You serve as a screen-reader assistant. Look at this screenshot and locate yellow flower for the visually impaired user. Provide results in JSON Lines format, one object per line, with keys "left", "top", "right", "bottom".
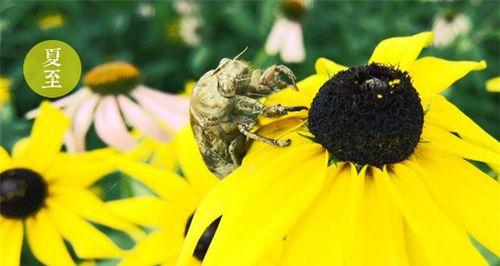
{"left": 486, "top": 76, "right": 500, "bottom": 92}
{"left": 106, "top": 127, "right": 281, "bottom": 266}
{"left": 177, "top": 32, "right": 499, "bottom": 266}
{"left": 0, "top": 77, "right": 11, "bottom": 106}
{"left": 105, "top": 126, "right": 219, "bottom": 265}
{"left": 0, "top": 103, "right": 141, "bottom": 266}
{"left": 38, "top": 14, "right": 64, "bottom": 30}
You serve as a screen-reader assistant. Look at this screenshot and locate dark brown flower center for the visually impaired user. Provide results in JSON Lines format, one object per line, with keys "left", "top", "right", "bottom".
{"left": 184, "top": 214, "right": 221, "bottom": 261}
{"left": 0, "top": 168, "right": 47, "bottom": 218}
{"left": 308, "top": 63, "right": 424, "bottom": 166}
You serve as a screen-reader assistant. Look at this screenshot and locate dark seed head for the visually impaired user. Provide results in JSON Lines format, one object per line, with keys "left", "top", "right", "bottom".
{"left": 308, "top": 63, "right": 424, "bottom": 166}
{"left": 185, "top": 214, "right": 221, "bottom": 261}
{"left": 0, "top": 168, "right": 48, "bottom": 218}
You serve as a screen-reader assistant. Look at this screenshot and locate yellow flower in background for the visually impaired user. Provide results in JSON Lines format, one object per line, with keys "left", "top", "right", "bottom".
{"left": 38, "top": 14, "right": 64, "bottom": 30}
{"left": 106, "top": 127, "right": 281, "bottom": 266}
{"left": 178, "top": 32, "right": 499, "bottom": 266}
{"left": 486, "top": 76, "right": 500, "bottom": 92}
{"left": 0, "top": 77, "right": 11, "bottom": 106}
{"left": 106, "top": 126, "right": 219, "bottom": 265}
{"left": 0, "top": 103, "right": 141, "bottom": 266}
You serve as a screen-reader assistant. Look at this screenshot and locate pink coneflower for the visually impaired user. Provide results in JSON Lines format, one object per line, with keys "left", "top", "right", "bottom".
{"left": 432, "top": 11, "right": 471, "bottom": 47}
{"left": 265, "top": 0, "right": 307, "bottom": 63}
{"left": 27, "top": 62, "right": 189, "bottom": 152}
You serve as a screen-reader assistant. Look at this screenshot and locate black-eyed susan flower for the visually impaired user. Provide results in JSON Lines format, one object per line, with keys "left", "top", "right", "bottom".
{"left": 106, "top": 126, "right": 281, "bottom": 266}
{"left": 177, "top": 32, "right": 499, "bottom": 266}
{"left": 27, "top": 62, "right": 189, "bottom": 152}
{"left": 0, "top": 103, "right": 141, "bottom": 266}
{"left": 0, "top": 77, "right": 11, "bottom": 106}
{"left": 486, "top": 76, "right": 500, "bottom": 92}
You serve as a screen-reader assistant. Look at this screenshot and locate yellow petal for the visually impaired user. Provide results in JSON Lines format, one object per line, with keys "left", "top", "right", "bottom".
{"left": 422, "top": 95, "right": 500, "bottom": 153}
{"left": 120, "top": 230, "right": 182, "bottom": 266}
{"left": 11, "top": 138, "right": 30, "bottom": 162}
{"left": 281, "top": 164, "right": 363, "bottom": 266}
{"left": 486, "top": 76, "right": 500, "bottom": 92}
{"left": 422, "top": 124, "right": 499, "bottom": 164}
{"left": 0, "top": 146, "right": 12, "bottom": 172}
{"left": 46, "top": 200, "right": 124, "bottom": 259}
{"left": 403, "top": 221, "right": 431, "bottom": 266}
{"left": 24, "top": 102, "right": 70, "bottom": 168}
{"left": 409, "top": 57, "right": 486, "bottom": 96}
{"left": 124, "top": 137, "right": 157, "bottom": 161}
{"left": 402, "top": 157, "right": 464, "bottom": 232}
{"left": 175, "top": 126, "right": 219, "bottom": 195}
{"left": 78, "top": 261, "right": 96, "bottom": 266}
{"left": 296, "top": 74, "right": 328, "bottom": 99}
{"left": 150, "top": 142, "right": 177, "bottom": 170}
{"left": 46, "top": 150, "right": 117, "bottom": 187}
{"left": 0, "top": 219, "right": 23, "bottom": 266}
{"left": 203, "top": 145, "right": 327, "bottom": 266}
{"left": 26, "top": 210, "right": 75, "bottom": 266}
{"left": 314, "top": 57, "right": 348, "bottom": 77}
{"left": 415, "top": 145, "right": 500, "bottom": 255}
{"left": 368, "top": 32, "right": 434, "bottom": 71}
{"left": 106, "top": 196, "right": 190, "bottom": 229}
{"left": 50, "top": 186, "right": 142, "bottom": 239}
{"left": 349, "top": 166, "right": 410, "bottom": 266}
{"left": 378, "top": 164, "right": 487, "bottom": 265}
{"left": 116, "top": 158, "right": 198, "bottom": 209}
{"left": 177, "top": 144, "right": 328, "bottom": 266}
{"left": 246, "top": 119, "right": 312, "bottom": 162}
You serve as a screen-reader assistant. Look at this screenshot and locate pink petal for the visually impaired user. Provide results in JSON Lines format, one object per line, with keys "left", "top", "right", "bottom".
{"left": 72, "top": 95, "right": 100, "bottom": 151}
{"left": 265, "top": 18, "right": 287, "bottom": 55}
{"left": 64, "top": 130, "right": 78, "bottom": 153}
{"left": 25, "top": 88, "right": 91, "bottom": 119}
{"left": 131, "top": 86, "right": 189, "bottom": 131}
{"left": 117, "top": 95, "right": 170, "bottom": 141}
{"left": 281, "top": 19, "right": 305, "bottom": 63}
{"left": 136, "top": 86, "right": 189, "bottom": 115}
{"left": 94, "top": 96, "right": 137, "bottom": 151}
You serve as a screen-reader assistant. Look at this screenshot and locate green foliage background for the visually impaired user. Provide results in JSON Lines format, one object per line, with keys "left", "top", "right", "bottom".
{"left": 0, "top": 1, "right": 498, "bottom": 265}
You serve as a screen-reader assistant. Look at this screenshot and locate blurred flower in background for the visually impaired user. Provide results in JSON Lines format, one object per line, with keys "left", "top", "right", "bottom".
{"left": 486, "top": 76, "right": 500, "bottom": 92}
{"left": 174, "top": 0, "right": 202, "bottom": 47}
{"left": 179, "top": 16, "right": 202, "bottom": 47}
{"left": 137, "top": 3, "right": 156, "bottom": 18}
{"left": 0, "top": 103, "right": 140, "bottom": 266}
{"left": 432, "top": 10, "right": 471, "bottom": 47}
{"left": 106, "top": 126, "right": 219, "bottom": 265}
{"left": 0, "top": 77, "right": 11, "bottom": 106}
{"left": 37, "top": 13, "right": 64, "bottom": 31}
{"left": 265, "top": 0, "right": 308, "bottom": 63}
{"left": 27, "top": 62, "right": 189, "bottom": 152}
